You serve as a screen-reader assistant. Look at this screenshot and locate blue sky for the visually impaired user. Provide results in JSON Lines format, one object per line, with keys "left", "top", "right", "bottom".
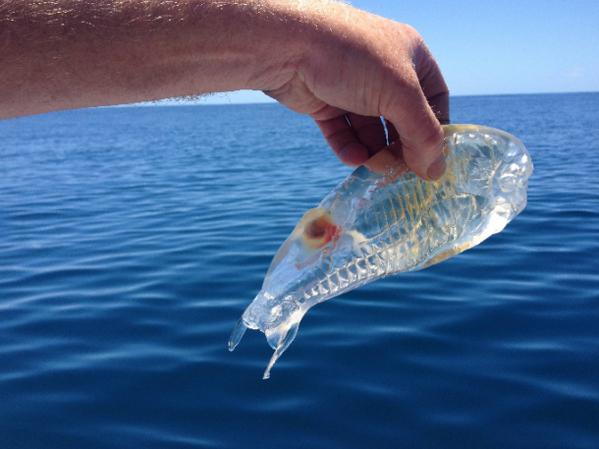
{"left": 199, "top": 0, "right": 599, "bottom": 104}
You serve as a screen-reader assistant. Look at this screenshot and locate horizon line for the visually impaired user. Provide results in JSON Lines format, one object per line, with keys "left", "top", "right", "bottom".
{"left": 117, "top": 90, "right": 599, "bottom": 108}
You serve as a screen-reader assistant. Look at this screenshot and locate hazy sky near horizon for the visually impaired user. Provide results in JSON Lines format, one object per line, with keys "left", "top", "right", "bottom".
{"left": 198, "top": 0, "right": 599, "bottom": 104}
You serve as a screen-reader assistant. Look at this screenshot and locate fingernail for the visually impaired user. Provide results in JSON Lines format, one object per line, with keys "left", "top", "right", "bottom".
{"left": 427, "top": 155, "right": 446, "bottom": 180}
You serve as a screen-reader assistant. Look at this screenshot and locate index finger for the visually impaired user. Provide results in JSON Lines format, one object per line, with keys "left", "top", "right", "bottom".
{"left": 381, "top": 71, "right": 446, "bottom": 180}
{"left": 414, "top": 40, "right": 450, "bottom": 125}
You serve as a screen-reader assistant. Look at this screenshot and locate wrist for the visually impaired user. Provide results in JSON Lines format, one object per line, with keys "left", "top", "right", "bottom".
{"left": 242, "top": 0, "right": 353, "bottom": 92}
{"left": 276, "top": 1, "right": 374, "bottom": 89}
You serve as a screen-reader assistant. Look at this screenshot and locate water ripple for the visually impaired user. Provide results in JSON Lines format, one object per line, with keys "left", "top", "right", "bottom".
{"left": 1, "top": 95, "right": 599, "bottom": 448}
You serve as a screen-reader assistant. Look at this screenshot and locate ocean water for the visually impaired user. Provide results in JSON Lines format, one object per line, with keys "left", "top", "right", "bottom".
{"left": 1, "top": 93, "right": 598, "bottom": 449}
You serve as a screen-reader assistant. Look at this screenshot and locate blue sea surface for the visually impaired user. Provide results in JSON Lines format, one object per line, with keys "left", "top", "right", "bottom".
{"left": 1, "top": 93, "right": 599, "bottom": 449}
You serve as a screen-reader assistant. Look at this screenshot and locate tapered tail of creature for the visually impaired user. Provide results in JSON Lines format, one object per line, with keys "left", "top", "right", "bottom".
{"left": 262, "top": 322, "right": 299, "bottom": 379}
{"left": 228, "top": 300, "right": 305, "bottom": 380}
{"left": 228, "top": 318, "right": 247, "bottom": 352}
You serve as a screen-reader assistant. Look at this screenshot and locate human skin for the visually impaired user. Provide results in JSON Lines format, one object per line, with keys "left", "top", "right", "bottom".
{"left": 0, "top": 0, "right": 449, "bottom": 179}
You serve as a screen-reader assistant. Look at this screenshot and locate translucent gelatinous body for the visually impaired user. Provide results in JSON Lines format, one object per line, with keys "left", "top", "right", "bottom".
{"left": 228, "top": 124, "right": 533, "bottom": 379}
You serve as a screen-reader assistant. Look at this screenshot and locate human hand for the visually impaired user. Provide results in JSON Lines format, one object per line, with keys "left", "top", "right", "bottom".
{"left": 0, "top": 0, "right": 447, "bottom": 180}
{"left": 265, "top": 3, "right": 449, "bottom": 180}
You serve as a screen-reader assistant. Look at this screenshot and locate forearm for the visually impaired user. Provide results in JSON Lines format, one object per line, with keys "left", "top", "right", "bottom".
{"left": 1, "top": 0, "right": 449, "bottom": 179}
{"left": 0, "top": 0, "right": 327, "bottom": 118}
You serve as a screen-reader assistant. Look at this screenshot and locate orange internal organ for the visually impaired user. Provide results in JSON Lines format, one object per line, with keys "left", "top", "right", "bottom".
{"left": 302, "top": 213, "right": 341, "bottom": 249}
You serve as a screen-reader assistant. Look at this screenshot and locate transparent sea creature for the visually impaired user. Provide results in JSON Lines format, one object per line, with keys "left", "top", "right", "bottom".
{"left": 228, "top": 124, "right": 533, "bottom": 379}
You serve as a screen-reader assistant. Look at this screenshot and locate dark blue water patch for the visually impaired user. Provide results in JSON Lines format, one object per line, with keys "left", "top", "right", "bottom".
{"left": 1, "top": 94, "right": 599, "bottom": 449}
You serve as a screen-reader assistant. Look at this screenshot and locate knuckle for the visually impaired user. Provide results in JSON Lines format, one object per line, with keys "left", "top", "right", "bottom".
{"left": 400, "top": 23, "right": 421, "bottom": 40}
{"left": 400, "top": 24, "right": 425, "bottom": 51}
